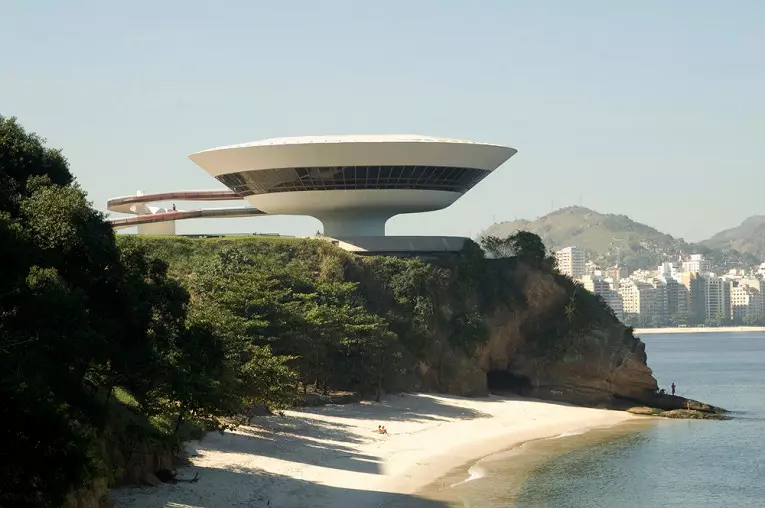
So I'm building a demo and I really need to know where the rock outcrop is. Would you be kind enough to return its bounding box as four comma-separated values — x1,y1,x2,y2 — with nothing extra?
417,261,721,414
627,406,728,420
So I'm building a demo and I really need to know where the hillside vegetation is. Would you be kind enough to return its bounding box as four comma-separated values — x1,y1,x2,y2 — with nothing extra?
702,215,765,259
125,233,661,405
2,116,667,507
1,117,297,507
482,206,760,271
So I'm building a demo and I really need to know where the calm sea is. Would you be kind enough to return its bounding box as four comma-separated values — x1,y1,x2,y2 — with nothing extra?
419,332,765,507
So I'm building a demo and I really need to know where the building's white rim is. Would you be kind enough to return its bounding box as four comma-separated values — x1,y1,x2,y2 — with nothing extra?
191,134,511,155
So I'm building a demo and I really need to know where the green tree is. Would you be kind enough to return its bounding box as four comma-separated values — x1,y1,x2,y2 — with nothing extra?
480,234,516,258
188,246,405,399
623,314,640,328
0,116,255,505
480,231,555,269
674,311,690,326
743,314,758,326
1,116,113,505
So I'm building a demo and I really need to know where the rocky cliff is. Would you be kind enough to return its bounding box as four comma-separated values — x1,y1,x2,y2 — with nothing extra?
409,257,729,416
413,260,662,409
484,265,660,407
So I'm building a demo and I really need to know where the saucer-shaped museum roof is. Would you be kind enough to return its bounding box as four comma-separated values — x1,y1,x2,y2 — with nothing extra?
192,134,502,150
189,134,514,175
187,135,516,237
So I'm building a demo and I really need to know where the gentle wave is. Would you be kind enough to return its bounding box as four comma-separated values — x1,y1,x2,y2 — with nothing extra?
553,429,588,439
450,464,487,487
449,425,626,489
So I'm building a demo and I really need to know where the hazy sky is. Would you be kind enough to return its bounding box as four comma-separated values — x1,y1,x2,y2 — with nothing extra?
2,1,763,241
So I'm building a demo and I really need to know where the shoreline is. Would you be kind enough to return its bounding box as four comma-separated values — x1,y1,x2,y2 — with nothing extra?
415,418,658,505
111,394,636,508
635,326,765,335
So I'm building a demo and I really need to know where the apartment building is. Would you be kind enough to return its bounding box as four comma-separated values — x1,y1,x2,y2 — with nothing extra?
555,246,586,278
605,265,629,289
738,277,765,309
663,277,690,317
678,272,706,321
658,262,681,280
730,284,761,322
618,279,666,326
704,276,731,321
682,254,710,274
618,279,642,317
645,280,668,324
732,277,765,321
580,275,624,322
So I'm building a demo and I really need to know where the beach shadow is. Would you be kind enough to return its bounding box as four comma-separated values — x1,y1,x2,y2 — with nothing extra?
303,393,497,422
179,394,501,477
112,467,448,508
190,417,382,475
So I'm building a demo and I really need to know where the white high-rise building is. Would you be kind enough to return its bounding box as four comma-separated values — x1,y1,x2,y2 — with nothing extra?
658,262,681,280
682,254,710,274
618,279,667,326
556,246,586,278
730,284,761,322
731,277,765,316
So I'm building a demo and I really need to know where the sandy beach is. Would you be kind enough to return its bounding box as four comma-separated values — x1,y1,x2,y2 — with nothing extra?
635,326,765,335
111,394,635,508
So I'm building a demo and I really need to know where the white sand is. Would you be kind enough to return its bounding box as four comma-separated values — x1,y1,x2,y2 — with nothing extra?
635,326,765,335
111,394,635,508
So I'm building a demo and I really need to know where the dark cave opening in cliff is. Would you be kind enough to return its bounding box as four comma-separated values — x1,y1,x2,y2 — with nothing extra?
486,370,532,396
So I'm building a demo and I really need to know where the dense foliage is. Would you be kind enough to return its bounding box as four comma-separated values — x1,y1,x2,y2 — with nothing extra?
0,117,293,507
2,117,626,506
115,235,502,399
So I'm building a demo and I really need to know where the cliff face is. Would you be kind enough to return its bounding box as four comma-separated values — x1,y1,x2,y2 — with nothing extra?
415,261,661,408
478,308,659,407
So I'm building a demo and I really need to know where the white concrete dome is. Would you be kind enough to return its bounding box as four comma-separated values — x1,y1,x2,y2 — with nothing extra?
188,135,516,237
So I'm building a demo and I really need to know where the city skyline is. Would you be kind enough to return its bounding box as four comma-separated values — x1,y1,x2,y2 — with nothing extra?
554,244,765,327
2,1,764,240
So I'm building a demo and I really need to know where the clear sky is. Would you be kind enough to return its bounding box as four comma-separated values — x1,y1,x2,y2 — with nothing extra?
2,1,763,241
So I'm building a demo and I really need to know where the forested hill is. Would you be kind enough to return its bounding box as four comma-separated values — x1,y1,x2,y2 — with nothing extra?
482,206,760,271
122,233,661,404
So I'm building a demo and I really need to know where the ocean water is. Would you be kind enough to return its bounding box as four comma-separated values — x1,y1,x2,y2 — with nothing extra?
420,332,765,507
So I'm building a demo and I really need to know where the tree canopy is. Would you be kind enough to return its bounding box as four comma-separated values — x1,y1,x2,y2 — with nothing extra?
0,116,295,506
480,231,556,270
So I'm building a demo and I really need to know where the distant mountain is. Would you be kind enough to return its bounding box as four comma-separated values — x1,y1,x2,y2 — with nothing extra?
702,216,765,260
481,206,759,272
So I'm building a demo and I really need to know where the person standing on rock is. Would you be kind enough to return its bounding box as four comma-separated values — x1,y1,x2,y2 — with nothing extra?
671,382,676,396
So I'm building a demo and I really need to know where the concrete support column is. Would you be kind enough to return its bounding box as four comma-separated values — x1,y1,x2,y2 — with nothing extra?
317,213,393,237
